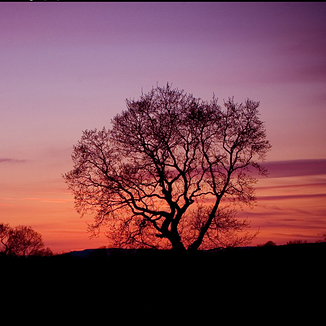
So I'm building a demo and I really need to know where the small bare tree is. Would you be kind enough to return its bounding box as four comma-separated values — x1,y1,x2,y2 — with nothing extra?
0,223,11,254
64,84,271,251
0,223,52,256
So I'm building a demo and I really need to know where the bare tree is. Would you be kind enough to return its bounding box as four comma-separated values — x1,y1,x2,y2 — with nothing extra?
0,223,52,256
64,84,271,251
0,223,11,254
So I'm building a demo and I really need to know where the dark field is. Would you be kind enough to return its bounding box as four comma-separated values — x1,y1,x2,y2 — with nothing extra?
3,242,325,279
2,242,324,312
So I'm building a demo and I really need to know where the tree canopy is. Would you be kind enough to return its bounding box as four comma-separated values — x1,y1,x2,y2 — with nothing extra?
64,84,271,250
0,223,52,256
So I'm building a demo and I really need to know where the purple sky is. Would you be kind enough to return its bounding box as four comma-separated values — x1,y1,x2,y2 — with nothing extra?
1,2,325,251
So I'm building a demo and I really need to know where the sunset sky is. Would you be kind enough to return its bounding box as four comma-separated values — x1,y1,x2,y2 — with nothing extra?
1,2,325,252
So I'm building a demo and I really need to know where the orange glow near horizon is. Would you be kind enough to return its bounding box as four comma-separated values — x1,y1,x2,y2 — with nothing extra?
245,174,326,246
1,162,325,253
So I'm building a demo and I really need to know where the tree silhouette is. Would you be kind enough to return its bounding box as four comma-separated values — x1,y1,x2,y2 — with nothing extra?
0,223,11,254
0,223,52,256
64,84,271,251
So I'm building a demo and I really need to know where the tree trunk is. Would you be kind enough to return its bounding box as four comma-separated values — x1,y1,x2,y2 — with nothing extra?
170,232,186,252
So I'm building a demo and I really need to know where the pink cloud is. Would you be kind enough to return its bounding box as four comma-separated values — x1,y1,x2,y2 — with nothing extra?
260,159,326,178
257,193,326,201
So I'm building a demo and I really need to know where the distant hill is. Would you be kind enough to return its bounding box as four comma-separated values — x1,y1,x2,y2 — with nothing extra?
2,241,325,262
68,247,139,258
64,241,326,264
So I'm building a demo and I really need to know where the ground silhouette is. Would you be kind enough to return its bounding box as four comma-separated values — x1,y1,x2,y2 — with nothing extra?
2,241,324,277
2,241,324,307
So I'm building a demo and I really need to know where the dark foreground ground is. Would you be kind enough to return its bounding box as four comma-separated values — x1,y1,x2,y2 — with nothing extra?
2,242,325,278
1,242,325,314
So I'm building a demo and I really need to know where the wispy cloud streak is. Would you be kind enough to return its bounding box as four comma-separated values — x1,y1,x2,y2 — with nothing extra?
261,159,326,178
258,193,326,201
0,158,27,164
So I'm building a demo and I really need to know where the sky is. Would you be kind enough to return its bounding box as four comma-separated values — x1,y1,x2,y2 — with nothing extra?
0,2,325,252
